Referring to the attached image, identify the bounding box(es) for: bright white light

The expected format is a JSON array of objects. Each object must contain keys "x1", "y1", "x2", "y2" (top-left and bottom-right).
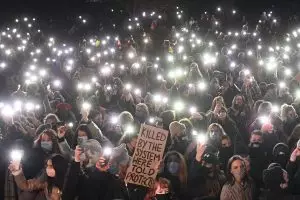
[
  {"x1": 197, "y1": 134, "x2": 207, "y2": 144},
  {"x1": 284, "y1": 46, "x2": 291, "y2": 52},
  {"x1": 230, "y1": 62, "x2": 236, "y2": 68},
  {"x1": 259, "y1": 115, "x2": 270, "y2": 124},
  {"x1": 125, "y1": 83, "x2": 132, "y2": 90},
  {"x1": 272, "y1": 105, "x2": 280, "y2": 113},
  {"x1": 173, "y1": 101, "x2": 185, "y2": 112},
  {"x1": 25, "y1": 102, "x2": 34, "y2": 111},
  {"x1": 284, "y1": 68, "x2": 292, "y2": 76},
  {"x1": 0, "y1": 62, "x2": 6, "y2": 68},
  {"x1": 77, "y1": 83, "x2": 83, "y2": 90},
  {"x1": 86, "y1": 48, "x2": 91, "y2": 54},
  {"x1": 232, "y1": 10, "x2": 236, "y2": 14},
  {"x1": 5, "y1": 49, "x2": 12, "y2": 55},
  {"x1": 82, "y1": 102, "x2": 91, "y2": 110},
  {"x1": 141, "y1": 56, "x2": 147, "y2": 62},
  {"x1": 103, "y1": 147, "x2": 112, "y2": 156},
  {"x1": 101, "y1": 66, "x2": 111, "y2": 75},
  {"x1": 247, "y1": 50, "x2": 253, "y2": 56},
  {"x1": 13, "y1": 100, "x2": 22, "y2": 111},
  {"x1": 68, "y1": 122, "x2": 73, "y2": 128},
  {"x1": 273, "y1": 19, "x2": 277, "y2": 23},
  {"x1": 149, "y1": 117, "x2": 155, "y2": 124},
  {"x1": 189, "y1": 107, "x2": 197, "y2": 114},
  {"x1": 217, "y1": 7, "x2": 221, "y2": 12},
  {"x1": 231, "y1": 44, "x2": 237, "y2": 49},
  {"x1": 279, "y1": 81, "x2": 286, "y2": 88},
  {"x1": 259, "y1": 60, "x2": 264, "y2": 65},
  {"x1": 91, "y1": 77, "x2": 97, "y2": 83},
  {"x1": 10, "y1": 150, "x2": 23, "y2": 161},
  {"x1": 198, "y1": 81, "x2": 207, "y2": 90},
  {"x1": 128, "y1": 25, "x2": 132, "y2": 30},
  {"x1": 134, "y1": 88, "x2": 141, "y2": 95},
  {"x1": 153, "y1": 94, "x2": 162, "y2": 102},
  {"x1": 128, "y1": 52, "x2": 135, "y2": 59},
  {"x1": 203, "y1": 53, "x2": 216, "y2": 65},
  {"x1": 167, "y1": 55, "x2": 174, "y2": 62},
  {"x1": 39, "y1": 69, "x2": 46, "y2": 77},
  {"x1": 258, "y1": 45, "x2": 262, "y2": 50},
  {"x1": 177, "y1": 45, "x2": 184, "y2": 53},
  {"x1": 244, "y1": 69, "x2": 250, "y2": 75},
  {"x1": 53, "y1": 80, "x2": 61, "y2": 88},
  {"x1": 110, "y1": 116, "x2": 118, "y2": 124}
]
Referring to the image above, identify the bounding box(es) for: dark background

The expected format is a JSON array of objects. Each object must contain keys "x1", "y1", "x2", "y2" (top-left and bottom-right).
[{"x1": 1, "y1": 0, "x2": 299, "y2": 16}]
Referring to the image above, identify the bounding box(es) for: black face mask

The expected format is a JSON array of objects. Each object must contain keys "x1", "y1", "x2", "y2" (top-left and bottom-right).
[
  {"x1": 155, "y1": 194, "x2": 171, "y2": 200},
  {"x1": 274, "y1": 155, "x2": 288, "y2": 168},
  {"x1": 249, "y1": 142, "x2": 264, "y2": 157},
  {"x1": 219, "y1": 146, "x2": 234, "y2": 161},
  {"x1": 203, "y1": 166, "x2": 215, "y2": 178}
]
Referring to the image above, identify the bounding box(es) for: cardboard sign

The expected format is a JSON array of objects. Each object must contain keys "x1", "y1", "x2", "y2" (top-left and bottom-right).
[{"x1": 125, "y1": 124, "x2": 169, "y2": 188}]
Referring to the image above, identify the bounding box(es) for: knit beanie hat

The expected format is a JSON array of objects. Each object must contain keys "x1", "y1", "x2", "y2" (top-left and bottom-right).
[
  {"x1": 169, "y1": 121, "x2": 186, "y2": 137},
  {"x1": 135, "y1": 103, "x2": 149, "y2": 121},
  {"x1": 263, "y1": 163, "x2": 285, "y2": 190},
  {"x1": 118, "y1": 111, "x2": 134, "y2": 126},
  {"x1": 160, "y1": 110, "x2": 176, "y2": 129},
  {"x1": 273, "y1": 143, "x2": 289, "y2": 157},
  {"x1": 82, "y1": 139, "x2": 102, "y2": 167}
]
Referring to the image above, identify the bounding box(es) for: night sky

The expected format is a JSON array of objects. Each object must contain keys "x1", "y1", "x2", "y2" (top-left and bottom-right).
[{"x1": 0, "y1": 0, "x2": 299, "y2": 21}]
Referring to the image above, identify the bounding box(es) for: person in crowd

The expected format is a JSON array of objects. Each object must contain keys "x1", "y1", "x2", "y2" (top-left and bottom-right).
[
  {"x1": 25, "y1": 129, "x2": 62, "y2": 178},
  {"x1": 168, "y1": 121, "x2": 189, "y2": 154},
  {"x1": 248, "y1": 130, "x2": 268, "y2": 196},
  {"x1": 209, "y1": 106, "x2": 240, "y2": 147},
  {"x1": 188, "y1": 141, "x2": 226, "y2": 199},
  {"x1": 288, "y1": 125, "x2": 300, "y2": 152},
  {"x1": 179, "y1": 118, "x2": 193, "y2": 141},
  {"x1": 228, "y1": 94, "x2": 251, "y2": 143},
  {"x1": 220, "y1": 155, "x2": 255, "y2": 200},
  {"x1": 281, "y1": 104, "x2": 300, "y2": 136},
  {"x1": 206, "y1": 96, "x2": 227, "y2": 126},
  {"x1": 9, "y1": 154, "x2": 75, "y2": 200},
  {"x1": 272, "y1": 143, "x2": 289, "y2": 169},
  {"x1": 118, "y1": 127, "x2": 138, "y2": 157},
  {"x1": 263, "y1": 163, "x2": 292, "y2": 200},
  {"x1": 134, "y1": 103, "x2": 150, "y2": 124},
  {"x1": 65, "y1": 146, "x2": 129, "y2": 200},
  {"x1": 219, "y1": 135, "x2": 234, "y2": 172},
  {"x1": 206, "y1": 123, "x2": 227, "y2": 151},
  {"x1": 159, "y1": 151, "x2": 188, "y2": 199}
]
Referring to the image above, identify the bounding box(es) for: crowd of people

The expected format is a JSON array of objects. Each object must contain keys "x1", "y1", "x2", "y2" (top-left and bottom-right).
[{"x1": 1, "y1": 4, "x2": 300, "y2": 200}]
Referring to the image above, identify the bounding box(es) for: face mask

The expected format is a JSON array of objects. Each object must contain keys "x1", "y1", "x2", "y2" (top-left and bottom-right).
[
  {"x1": 219, "y1": 147, "x2": 233, "y2": 159},
  {"x1": 203, "y1": 166, "x2": 214, "y2": 177},
  {"x1": 108, "y1": 164, "x2": 119, "y2": 175},
  {"x1": 210, "y1": 131, "x2": 221, "y2": 141},
  {"x1": 41, "y1": 141, "x2": 53, "y2": 152},
  {"x1": 167, "y1": 162, "x2": 180, "y2": 175},
  {"x1": 218, "y1": 112, "x2": 227, "y2": 119},
  {"x1": 77, "y1": 136, "x2": 88, "y2": 145},
  {"x1": 249, "y1": 142, "x2": 262, "y2": 148},
  {"x1": 155, "y1": 194, "x2": 171, "y2": 200}
]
